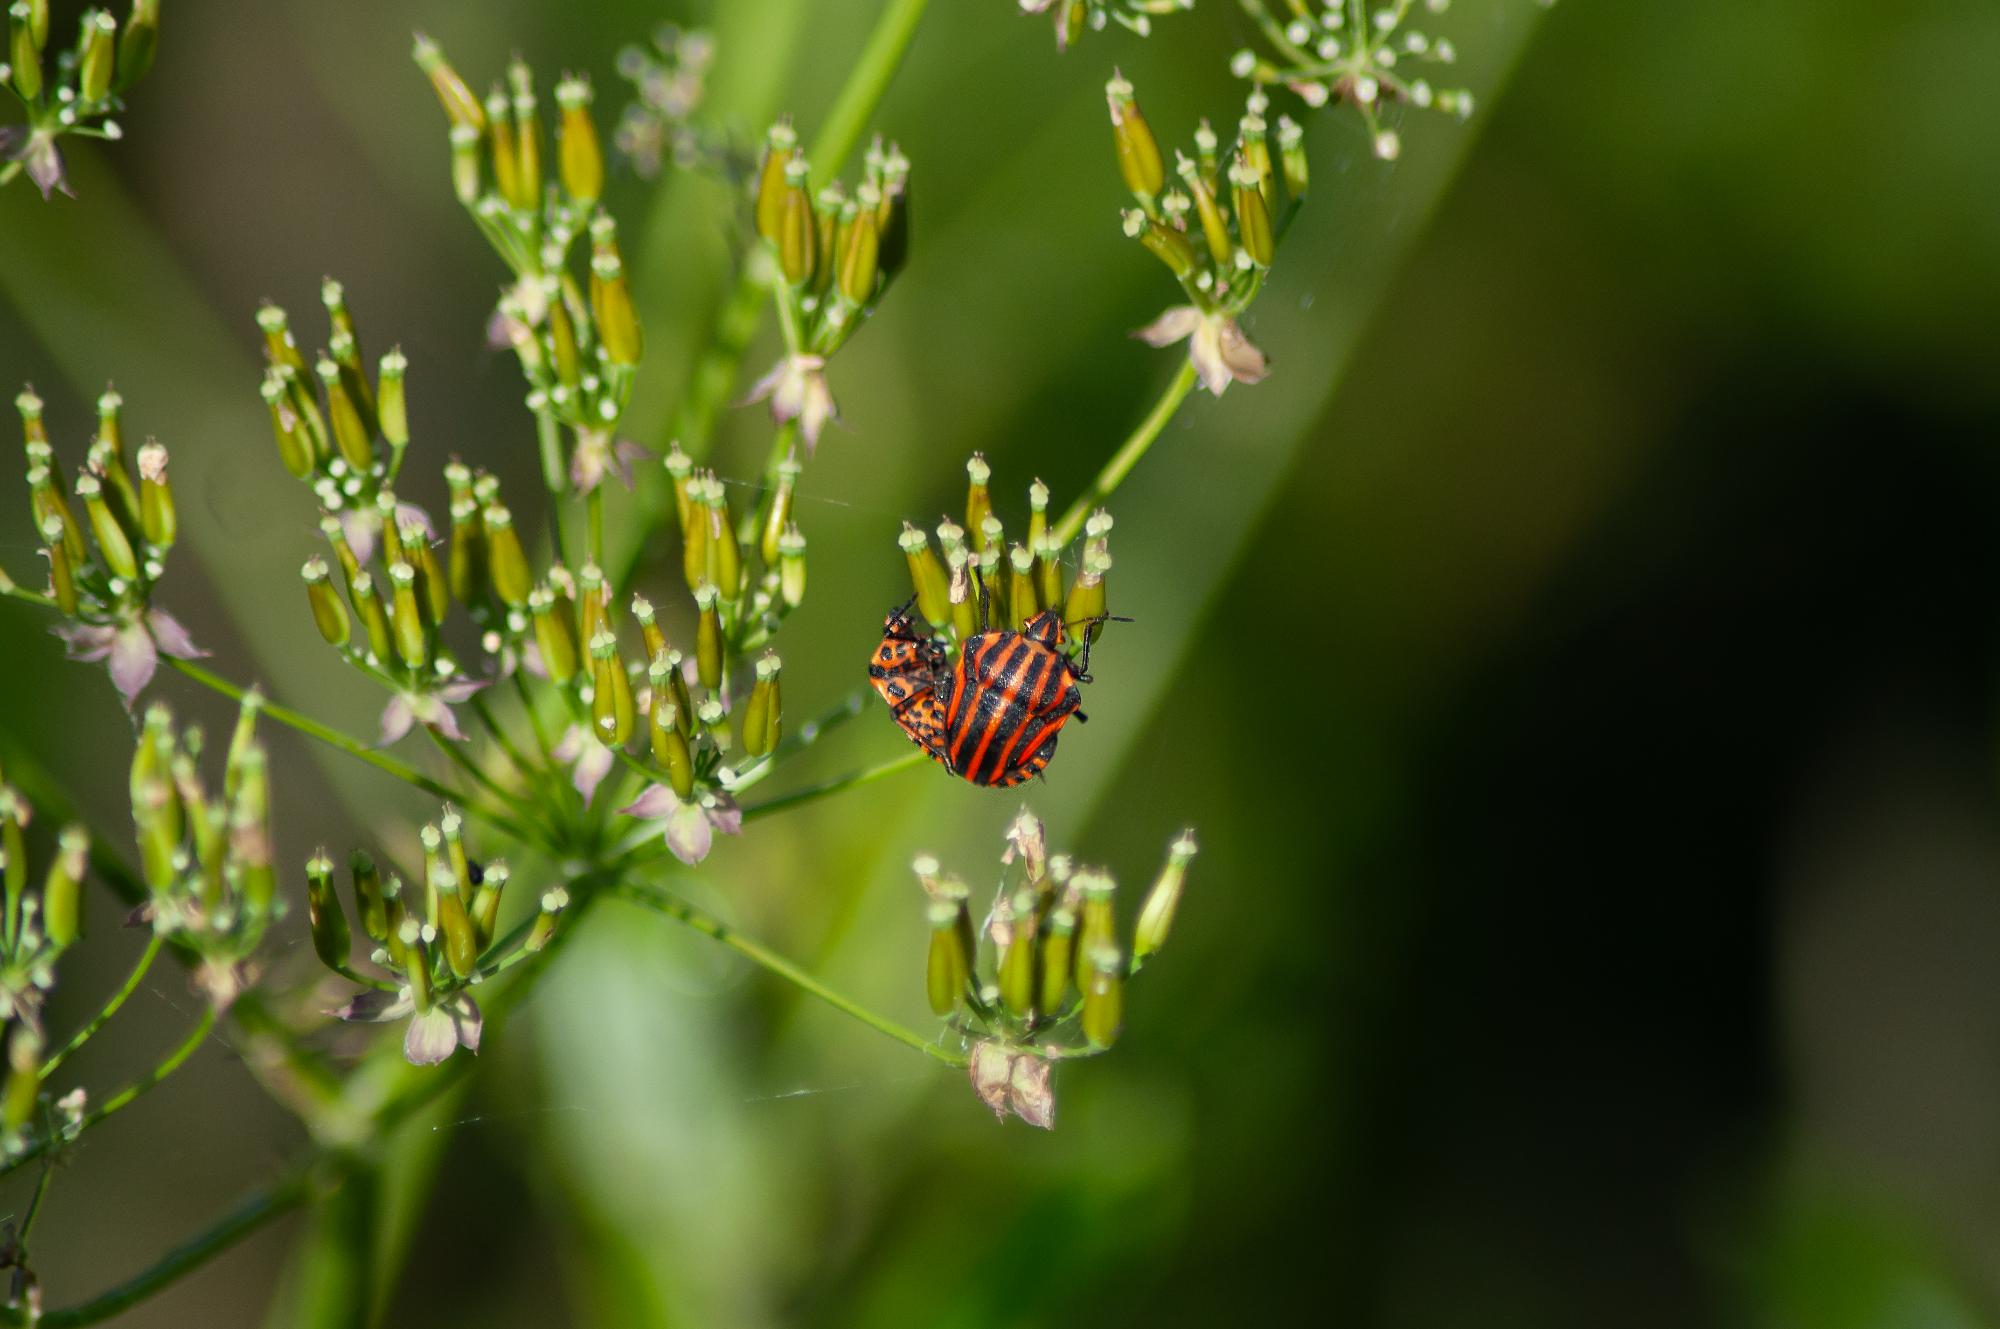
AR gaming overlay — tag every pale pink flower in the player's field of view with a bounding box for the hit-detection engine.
[744,354,837,454]
[569,428,651,495]
[332,987,482,1066]
[552,724,617,806]
[379,677,487,745]
[618,783,742,866]
[54,608,207,710]
[1134,306,1269,396]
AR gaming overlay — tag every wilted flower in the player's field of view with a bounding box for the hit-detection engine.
[568,427,650,495]
[619,783,742,866]
[1134,306,1268,396]
[744,353,836,454]
[333,986,483,1066]
[967,1040,1055,1129]
[54,608,206,710]
[378,676,487,745]
[552,723,617,805]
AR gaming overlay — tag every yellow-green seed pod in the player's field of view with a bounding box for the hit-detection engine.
[509,59,542,204]
[412,523,449,624]
[664,441,694,531]
[1276,114,1307,200]
[136,441,175,548]
[837,195,880,306]
[775,158,816,286]
[419,823,445,925]
[1081,943,1124,1048]
[965,454,993,552]
[30,467,84,568]
[590,250,643,367]
[318,357,374,472]
[999,892,1038,1018]
[470,860,508,947]
[230,745,277,917]
[1178,154,1233,269]
[1127,209,1200,280]
[1005,544,1038,630]
[659,648,695,738]
[693,584,723,690]
[431,863,478,980]
[945,546,977,641]
[814,191,844,297]
[1106,72,1165,200]
[262,373,315,479]
[680,477,713,593]
[75,474,138,580]
[254,303,304,374]
[632,595,666,665]
[376,348,409,451]
[88,437,144,549]
[350,850,387,944]
[302,557,350,647]
[95,385,124,464]
[761,451,799,567]
[351,571,393,663]
[777,524,806,609]
[924,900,969,1016]
[399,918,433,1012]
[115,0,157,90]
[576,562,609,647]
[525,884,568,953]
[388,562,428,669]
[42,823,86,949]
[1231,156,1274,267]
[556,75,602,205]
[1134,829,1198,964]
[1065,547,1108,626]
[305,851,350,972]
[741,653,780,758]
[589,630,634,747]
[486,86,522,206]
[1037,904,1075,1015]
[900,523,950,627]
[753,121,796,244]
[1073,868,1117,990]
[10,8,42,102]
[546,294,583,390]
[707,483,741,598]
[1026,478,1049,552]
[412,32,486,132]
[76,9,113,104]
[529,586,578,685]
[483,505,531,607]
[449,123,481,205]
[1033,531,1064,612]
[44,523,78,615]
[380,877,410,970]
[447,497,485,606]
[1,1027,40,1137]
[318,515,360,599]
[648,676,695,798]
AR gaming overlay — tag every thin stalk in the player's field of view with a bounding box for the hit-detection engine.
[164,659,512,832]
[41,933,165,1077]
[510,672,556,767]
[739,748,927,822]
[469,693,539,789]
[586,486,605,568]
[614,880,964,1067]
[806,0,934,186]
[1051,359,1199,545]
[422,729,543,838]
[17,1160,54,1251]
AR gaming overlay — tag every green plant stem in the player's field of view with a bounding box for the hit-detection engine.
[614,879,964,1067]
[510,672,556,766]
[41,933,164,1077]
[586,486,605,568]
[422,730,544,838]
[740,748,927,821]
[808,0,933,184]
[164,658,511,831]
[1051,359,1199,545]
[0,1164,318,1328]
[17,1159,54,1250]
[469,694,538,789]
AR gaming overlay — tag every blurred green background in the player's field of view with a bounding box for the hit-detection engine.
[4,0,2000,1324]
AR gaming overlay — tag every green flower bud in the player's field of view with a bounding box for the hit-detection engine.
[777,523,806,609]
[350,850,387,944]
[116,0,158,91]
[137,441,175,548]
[302,557,350,647]
[412,32,486,132]
[306,851,351,972]
[1276,114,1307,199]
[741,653,781,758]
[556,75,602,205]
[693,584,723,691]
[75,473,138,580]
[1107,72,1165,200]
[1081,943,1124,1048]
[900,523,950,628]
[483,504,532,607]
[925,899,969,1017]
[351,571,394,663]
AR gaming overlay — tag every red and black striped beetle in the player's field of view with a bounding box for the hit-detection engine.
[867,598,1111,787]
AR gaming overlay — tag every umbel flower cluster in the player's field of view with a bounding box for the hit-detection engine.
[0,0,158,196]
[1018,0,1194,49]
[611,22,720,181]
[919,811,1196,1127]
[11,386,200,709]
